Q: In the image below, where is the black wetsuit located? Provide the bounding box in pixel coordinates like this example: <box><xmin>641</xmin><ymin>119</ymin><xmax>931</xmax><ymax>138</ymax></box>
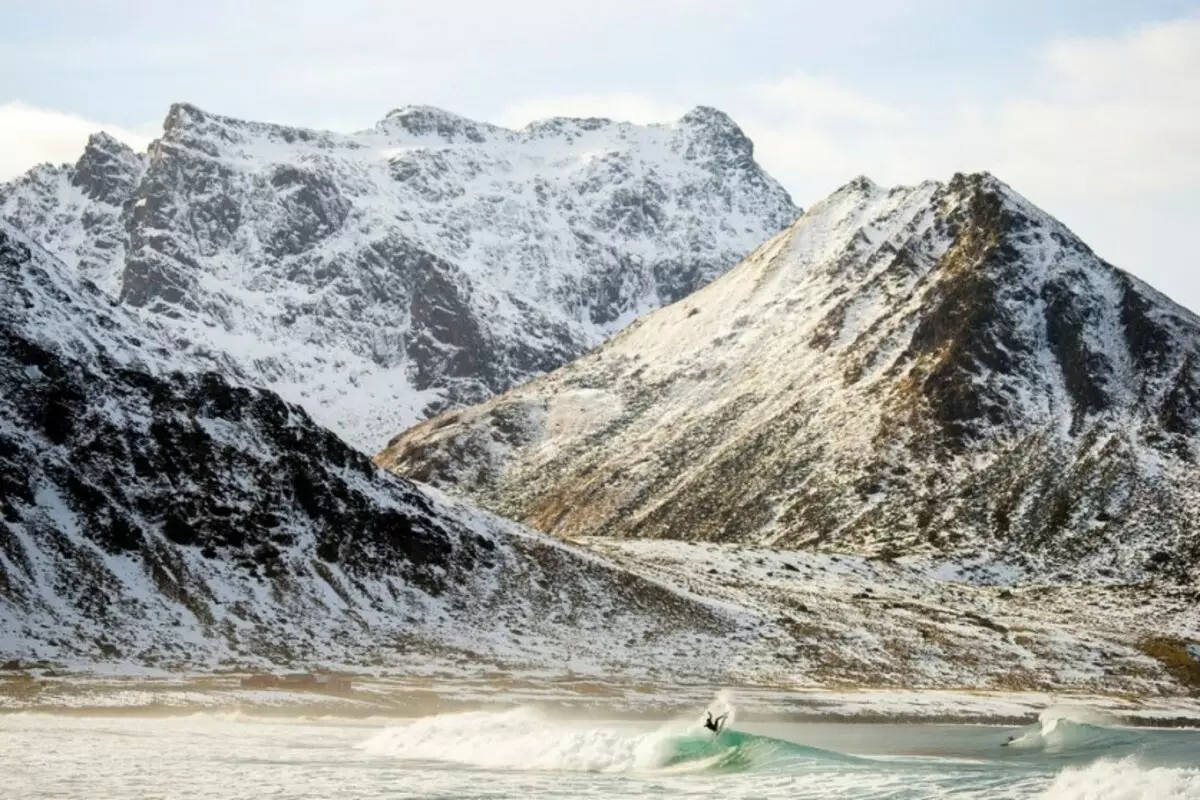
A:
<box><xmin>704</xmin><ymin>713</ymin><xmax>727</xmax><ymax>733</ymax></box>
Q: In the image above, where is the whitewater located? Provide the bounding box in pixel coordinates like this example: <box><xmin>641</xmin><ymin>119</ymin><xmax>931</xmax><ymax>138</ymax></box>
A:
<box><xmin>3</xmin><ymin>703</ymin><xmax>1199</xmax><ymax>799</ymax></box>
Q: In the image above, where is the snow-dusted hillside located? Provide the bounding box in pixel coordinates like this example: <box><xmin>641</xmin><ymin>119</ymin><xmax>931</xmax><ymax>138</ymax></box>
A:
<box><xmin>378</xmin><ymin>173</ymin><xmax>1200</xmax><ymax>583</ymax></box>
<box><xmin>0</xmin><ymin>220</ymin><xmax>747</xmax><ymax>678</ymax></box>
<box><xmin>1</xmin><ymin>103</ymin><xmax>798</xmax><ymax>451</ymax></box>
<box><xmin>4</xmin><ymin>202</ymin><xmax>1195</xmax><ymax>694</ymax></box>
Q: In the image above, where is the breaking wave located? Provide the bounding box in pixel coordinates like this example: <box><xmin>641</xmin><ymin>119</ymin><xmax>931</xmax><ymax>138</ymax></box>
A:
<box><xmin>1006</xmin><ymin>719</ymin><xmax>1136</xmax><ymax>755</ymax></box>
<box><xmin>359</xmin><ymin>706</ymin><xmax>852</xmax><ymax>774</ymax></box>
<box><xmin>1005</xmin><ymin>707</ymin><xmax>1160</xmax><ymax>759</ymax></box>
<box><xmin>358</xmin><ymin>701</ymin><xmax>1200</xmax><ymax>797</ymax></box>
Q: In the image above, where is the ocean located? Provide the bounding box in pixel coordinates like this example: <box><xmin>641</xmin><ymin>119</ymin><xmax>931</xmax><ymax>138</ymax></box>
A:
<box><xmin>4</xmin><ymin>703</ymin><xmax>1199</xmax><ymax>798</ymax></box>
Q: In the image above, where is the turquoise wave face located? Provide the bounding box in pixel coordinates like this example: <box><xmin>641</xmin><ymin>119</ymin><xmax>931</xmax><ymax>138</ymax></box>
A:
<box><xmin>657</xmin><ymin>729</ymin><xmax>862</xmax><ymax>773</ymax></box>
<box><xmin>1003</xmin><ymin>718</ymin><xmax>1200</xmax><ymax>767</ymax></box>
<box><xmin>657</xmin><ymin>719</ymin><xmax>1200</xmax><ymax>781</ymax></box>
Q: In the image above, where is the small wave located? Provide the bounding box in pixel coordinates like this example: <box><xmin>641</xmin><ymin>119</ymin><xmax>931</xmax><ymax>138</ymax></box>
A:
<box><xmin>1006</xmin><ymin>718</ymin><xmax>1136</xmax><ymax>754</ymax></box>
<box><xmin>1004</xmin><ymin>706</ymin><xmax>1143</xmax><ymax>756</ymax></box>
<box><xmin>1001</xmin><ymin>708</ymin><xmax>1200</xmax><ymax>771</ymax></box>
<box><xmin>183</xmin><ymin>710</ymin><xmax>253</xmax><ymax>723</ymax></box>
<box><xmin>653</xmin><ymin>728</ymin><xmax>860</xmax><ymax>774</ymax></box>
<box><xmin>359</xmin><ymin>706</ymin><xmax>851</xmax><ymax>774</ymax></box>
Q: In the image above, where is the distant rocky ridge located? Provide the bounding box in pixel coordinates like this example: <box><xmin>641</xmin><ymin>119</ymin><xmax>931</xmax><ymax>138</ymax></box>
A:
<box><xmin>0</xmin><ymin>220</ymin><xmax>741</xmax><ymax>675</ymax></box>
<box><xmin>1</xmin><ymin>103</ymin><xmax>798</xmax><ymax>451</ymax></box>
<box><xmin>377</xmin><ymin>173</ymin><xmax>1200</xmax><ymax>584</ymax></box>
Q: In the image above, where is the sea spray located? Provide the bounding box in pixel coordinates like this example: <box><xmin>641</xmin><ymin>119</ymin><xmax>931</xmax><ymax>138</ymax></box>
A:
<box><xmin>359</xmin><ymin>706</ymin><xmax>852</xmax><ymax>774</ymax></box>
<box><xmin>360</xmin><ymin>707</ymin><xmax>664</xmax><ymax>772</ymax></box>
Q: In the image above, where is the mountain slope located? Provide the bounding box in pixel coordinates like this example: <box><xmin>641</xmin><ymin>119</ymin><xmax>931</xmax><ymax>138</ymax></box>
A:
<box><xmin>1</xmin><ymin>104</ymin><xmax>798</xmax><ymax>451</ymax></box>
<box><xmin>377</xmin><ymin>173</ymin><xmax>1200</xmax><ymax>583</ymax></box>
<box><xmin>0</xmin><ymin>220</ymin><xmax>744</xmax><ymax>677</ymax></box>
<box><xmin>5</xmin><ymin>212</ymin><xmax>1194</xmax><ymax>695</ymax></box>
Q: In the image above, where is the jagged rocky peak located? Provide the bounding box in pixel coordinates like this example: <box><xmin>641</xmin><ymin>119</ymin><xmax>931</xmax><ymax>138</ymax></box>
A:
<box><xmin>162</xmin><ymin>101</ymin><xmax>209</xmax><ymax>130</ymax></box>
<box><xmin>378</xmin><ymin>104</ymin><xmax>500</xmax><ymax>142</ymax></box>
<box><xmin>827</xmin><ymin>173</ymin><xmax>881</xmax><ymax>199</ymax></box>
<box><xmin>677</xmin><ymin>105</ymin><xmax>755</xmax><ymax>159</ymax></box>
<box><xmin>1</xmin><ymin>100</ymin><xmax>798</xmax><ymax>451</ymax></box>
<box><xmin>868</xmin><ymin>171</ymin><xmax>1197</xmax><ymax>448</ymax></box>
<box><xmin>70</xmin><ymin>132</ymin><xmax>144</xmax><ymax>204</ymax></box>
<box><xmin>158</xmin><ymin>101</ymin><xmax>234</xmax><ymax>147</ymax></box>
<box><xmin>521</xmin><ymin>114</ymin><xmax>621</xmax><ymax>137</ymax></box>
<box><xmin>159</xmin><ymin>101</ymin><xmax>347</xmax><ymax>153</ymax></box>
<box><xmin>377</xmin><ymin>172</ymin><xmax>1200</xmax><ymax>583</ymax></box>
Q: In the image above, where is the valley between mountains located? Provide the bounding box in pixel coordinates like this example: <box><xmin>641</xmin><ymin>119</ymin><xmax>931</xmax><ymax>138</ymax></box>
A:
<box><xmin>1</xmin><ymin>104</ymin><xmax>1197</xmax><ymax>709</ymax></box>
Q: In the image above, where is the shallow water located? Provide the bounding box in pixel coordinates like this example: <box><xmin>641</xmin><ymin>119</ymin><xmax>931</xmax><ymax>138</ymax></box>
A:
<box><xmin>3</xmin><ymin>706</ymin><xmax>1200</xmax><ymax>799</ymax></box>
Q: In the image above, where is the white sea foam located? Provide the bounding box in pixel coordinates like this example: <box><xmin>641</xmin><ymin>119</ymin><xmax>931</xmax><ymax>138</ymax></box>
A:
<box><xmin>1039</xmin><ymin>705</ymin><xmax>1123</xmax><ymax>728</ymax></box>
<box><xmin>359</xmin><ymin>707</ymin><xmax>674</xmax><ymax>772</ymax></box>
<box><xmin>4</xmin><ymin>705</ymin><xmax>1199</xmax><ymax>798</ymax></box>
<box><xmin>1040</xmin><ymin>758</ymin><xmax>1200</xmax><ymax>799</ymax></box>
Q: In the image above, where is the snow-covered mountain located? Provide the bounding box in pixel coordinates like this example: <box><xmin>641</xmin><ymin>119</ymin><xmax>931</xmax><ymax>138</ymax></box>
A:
<box><xmin>0</xmin><ymin>220</ymin><xmax>746</xmax><ymax>677</ymax></box>
<box><xmin>377</xmin><ymin>173</ymin><xmax>1200</xmax><ymax>583</ymax></box>
<box><xmin>0</xmin><ymin>103</ymin><xmax>798</xmax><ymax>451</ymax></box>
<box><xmin>2</xmin><ymin>220</ymin><xmax>1194</xmax><ymax>694</ymax></box>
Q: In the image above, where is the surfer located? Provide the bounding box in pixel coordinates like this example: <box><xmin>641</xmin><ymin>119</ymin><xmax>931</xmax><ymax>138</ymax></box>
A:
<box><xmin>1002</xmin><ymin>735</ymin><xmax>1016</xmax><ymax>747</ymax></box>
<box><xmin>703</xmin><ymin>711</ymin><xmax>728</xmax><ymax>734</ymax></box>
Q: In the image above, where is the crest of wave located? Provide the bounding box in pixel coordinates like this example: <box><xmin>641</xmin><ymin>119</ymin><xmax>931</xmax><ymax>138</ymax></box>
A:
<box><xmin>1007</xmin><ymin>705</ymin><xmax>1126</xmax><ymax>752</ymax></box>
<box><xmin>1038</xmin><ymin>705</ymin><xmax>1122</xmax><ymax>728</ymax></box>
<box><xmin>359</xmin><ymin>707</ymin><xmax>679</xmax><ymax>772</ymax></box>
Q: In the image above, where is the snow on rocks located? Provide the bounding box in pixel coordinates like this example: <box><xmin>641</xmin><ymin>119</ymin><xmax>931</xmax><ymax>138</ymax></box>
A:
<box><xmin>378</xmin><ymin>172</ymin><xmax>1200</xmax><ymax>584</ymax></box>
<box><xmin>0</xmin><ymin>220</ymin><xmax>750</xmax><ymax>682</ymax></box>
<box><xmin>1</xmin><ymin>103</ymin><xmax>798</xmax><ymax>452</ymax></box>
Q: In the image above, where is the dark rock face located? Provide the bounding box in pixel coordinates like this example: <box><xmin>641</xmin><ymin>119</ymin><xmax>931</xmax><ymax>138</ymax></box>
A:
<box><xmin>377</xmin><ymin>173</ymin><xmax>1200</xmax><ymax>584</ymax></box>
<box><xmin>72</xmin><ymin>133</ymin><xmax>144</xmax><ymax>204</ymax></box>
<box><xmin>0</xmin><ymin>345</ymin><xmax>477</xmax><ymax>591</ymax></box>
<box><xmin>1</xmin><ymin>222</ymin><xmax>486</xmax><ymax>607</ymax></box>
<box><xmin>263</xmin><ymin>166</ymin><xmax>351</xmax><ymax>258</ymax></box>
<box><xmin>0</xmin><ymin>136</ymin><xmax>145</xmax><ymax>295</ymax></box>
<box><xmin>1</xmin><ymin>102</ymin><xmax>799</xmax><ymax>451</ymax></box>
<box><xmin>382</xmin><ymin>106</ymin><xmax>494</xmax><ymax>143</ymax></box>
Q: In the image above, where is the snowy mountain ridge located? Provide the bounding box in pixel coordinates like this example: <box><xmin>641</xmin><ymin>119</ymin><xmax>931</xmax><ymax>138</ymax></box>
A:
<box><xmin>0</xmin><ymin>102</ymin><xmax>798</xmax><ymax>451</ymax></box>
<box><xmin>0</xmin><ymin>219</ymin><xmax>748</xmax><ymax>677</ymax></box>
<box><xmin>377</xmin><ymin>172</ymin><xmax>1200</xmax><ymax>583</ymax></box>
<box><xmin>3</xmin><ymin>218</ymin><xmax>1197</xmax><ymax>696</ymax></box>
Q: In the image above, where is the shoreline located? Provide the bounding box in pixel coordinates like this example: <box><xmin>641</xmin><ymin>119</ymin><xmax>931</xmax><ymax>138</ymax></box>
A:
<box><xmin>2</xmin><ymin>674</ymin><xmax>1197</xmax><ymax>728</ymax></box>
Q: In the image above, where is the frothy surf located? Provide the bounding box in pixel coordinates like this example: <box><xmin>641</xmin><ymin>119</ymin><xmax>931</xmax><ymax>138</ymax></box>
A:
<box><xmin>359</xmin><ymin>706</ymin><xmax>849</xmax><ymax>774</ymax></box>
<box><xmin>357</xmin><ymin>702</ymin><xmax>1200</xmax><ymax>798</ymax></box>
<box><xmin>7</xmin><ymin>702</ymin><xmax>1200</xmax><ymax>799</ymax></box>
<box><xmin>1041</xmin><ymin>759</ymin><xmax>1200</xmax><ymax>799</ymax></box>
<box><xmin>1003</xmin><ymin>706</ymin><xmax>1198</xmax><ymax>769</ymax></box>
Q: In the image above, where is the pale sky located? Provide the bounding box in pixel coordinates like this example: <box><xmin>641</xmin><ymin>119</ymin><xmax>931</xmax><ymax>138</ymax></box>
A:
<box><xmin>2</xmin><ymin>1</ymin><xmax>1198</xmax><ymax>309</ymax></box>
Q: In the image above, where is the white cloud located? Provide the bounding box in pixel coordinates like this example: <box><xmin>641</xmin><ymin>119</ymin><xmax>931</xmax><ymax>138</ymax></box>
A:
<box><xmin>990</xmin><ymin>18</ymin><xmax>1200</xmax><ymax>199</ymax></box>
<box><xmin>0</xmin><ymin>102</ymin><xmax>153</xmax><ymax>181</ymax></box>
<box><xmin>745</xmin><ymin>74</ymin><xmax>902</xmax><ymax>126</ymax></box>
<box><xmin>722</xmin><ymin>18</ymin><xmax>1200</xmax><ymax>201</ymax></box>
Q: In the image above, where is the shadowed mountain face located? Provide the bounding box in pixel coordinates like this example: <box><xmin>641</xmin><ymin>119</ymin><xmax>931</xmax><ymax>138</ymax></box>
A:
<box><xmin>1</xmin><ymin>103</ymin><xmax>798</xmax><ymax>451</ymax></box>
<box><xmin>378</xmin><ymin>173</ymin><xmax>1200</xmax><ymax>584</ymax></box>
<box><xmin>0</xmin><ymin>222</ymin><xmax>737</xmax><ymax>673</ymax></box>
